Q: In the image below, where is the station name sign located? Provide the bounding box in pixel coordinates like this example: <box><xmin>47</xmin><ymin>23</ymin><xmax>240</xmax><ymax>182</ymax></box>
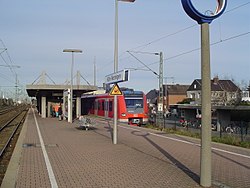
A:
<box><xmin>105</xmin><ymin>69</ymin><xmax>129</xmax><ymax>84</ymax></box>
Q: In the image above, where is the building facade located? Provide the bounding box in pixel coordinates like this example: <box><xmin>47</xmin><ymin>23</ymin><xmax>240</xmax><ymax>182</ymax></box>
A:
<box><xmin>187</xmin><ymin>77</ymin><xmax>241</xmax><ymax>106</ymax></box>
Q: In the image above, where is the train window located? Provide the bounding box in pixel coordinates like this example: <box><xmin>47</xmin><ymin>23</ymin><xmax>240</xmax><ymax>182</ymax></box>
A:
<box><xmin>109</xmin><ymin>101</ymin><xmax>113</xmax><ymax>111</ymax></box>
<box><xmin>105</xmin><ymin>101</ymin><xmax>110</xmax><ymax>111</ymax></box>
<box><xmin>102</xmin><ymin>101</ymin><xmax>105</xmax><ymax>110</ymax></box>
<box><xmin>125</xmin><ymin>98</ymin><xmax>143</xmax><ymax>108</ymax></box>
<box><xmin>104</xmin><ymin>101</ymin><xmax>107</xmax><ymax>111</ymax></box>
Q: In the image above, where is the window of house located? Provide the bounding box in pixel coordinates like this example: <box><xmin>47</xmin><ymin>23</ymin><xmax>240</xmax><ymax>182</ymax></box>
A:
<box><xmin>243</xmin><ymin>91</ymin><xmax>249</xmax><ymax>98</ymax></box>
<box><xmin>232</xmin><ymin>93</ymin><xmax>236</xmax><ymax>98</ymax></box>
<box><xmin>191</xmin><ymin>93</ymin><xmax>195</xmax><ymax>99</ymax></box>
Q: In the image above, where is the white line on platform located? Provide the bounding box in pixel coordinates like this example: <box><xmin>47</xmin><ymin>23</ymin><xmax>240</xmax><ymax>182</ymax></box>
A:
<box><xmin>32</xmin><ymin>108</ymin><xmax>58</xmax><ymax>188</ymax></box>
<box><xmin>120</xmin><ymin>125</ymin><xmax>250</xmax><ymax>160</ymax></box>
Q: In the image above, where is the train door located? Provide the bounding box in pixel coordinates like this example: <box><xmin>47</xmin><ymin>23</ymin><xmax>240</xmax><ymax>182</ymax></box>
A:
<box><xmin>94</xmin><ymin>100</ymin><xmax>98</xmax><ymax>115</ymax></box>
<box><xmin>108</xmin><ymin>99</ymin><xmax>114</xmax><ymax>118</ymax></box>
<box><xmin>98</xmin><ymin>99</ymin><xmax>105</xmax><ymax>116</ymax></box>
<box><xmin>104</xmin><ymin>99</ymin><xmax>109</xmax><ymax>118</ymax></box>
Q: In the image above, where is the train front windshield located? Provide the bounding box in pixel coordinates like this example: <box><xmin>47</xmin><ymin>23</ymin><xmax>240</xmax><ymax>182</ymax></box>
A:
<box><xmin>125</xmin><ymin>98</ymin><xmax>143</xmax><ymax>108</ymax></box>
<box><xmin>123</xmin><ymin>91</ymin><xmax>144</xmax><ymax>113</ymax></box>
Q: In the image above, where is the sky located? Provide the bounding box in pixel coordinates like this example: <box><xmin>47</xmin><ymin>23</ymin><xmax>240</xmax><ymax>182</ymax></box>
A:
<box><xmin>0</xmin><ymin>0</ymin><xmax>249</xmax><ymax>99</ymax></box>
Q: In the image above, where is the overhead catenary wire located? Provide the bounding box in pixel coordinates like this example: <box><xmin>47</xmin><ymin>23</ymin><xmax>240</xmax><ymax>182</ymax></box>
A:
<box><xmin>94</xmin><ymin>30</ymin><xmax>250</xmax><ymax>85</ymax></box>
<box><xmin>0</xmin><ymin>39</ymin><xmax>16</xmax><ymax>76</ymax></box>
<box><xmin>87</xmin><ymin>2</ymin><xmax>250</xmax><ymax>85</ymax></box>
<box><xmin>132</xmin><ymin>31</ymin><xmax>250</xmax><ymax>71</ymax></box>
<box><xmin>0</xmin><ymin>72</ymin><xmax>15</xmax><ymax>84</ymax></box>
<box><xmin>126</xmin><ymin>2</ymin><xmax>249</xmax><ymax>52</ymax></box>
<box><xmin>92</xmin><ymin>24</ymin><xmax>199</xmax><ymax>84</ymax></box>
<box><xmin>223</xmin><ymin>2</ymin><xmax>250</xmax><ymax>15</ymax></box>
<box><xmin>128</xmin><ymin>24</ymin><xmax>197</xmax><ymax>51</ymax></box>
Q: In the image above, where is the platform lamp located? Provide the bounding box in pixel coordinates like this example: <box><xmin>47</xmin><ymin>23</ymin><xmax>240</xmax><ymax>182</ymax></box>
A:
<box><xmin>63</xmin><ymin>49</ymin><xmax>82</xmax><ymax>123</ymax></box>
<box><xmin>113</xmin><ymin>0</ymin><xmax>136</xmax><ymax>145</ymax></box>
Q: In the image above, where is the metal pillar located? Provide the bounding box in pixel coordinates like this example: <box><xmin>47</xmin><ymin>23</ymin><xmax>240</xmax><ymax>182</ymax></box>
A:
<box><xmin>157</xmin><ymin>52</ymin><xmax>164</xmax><ymax>128</ymax></box>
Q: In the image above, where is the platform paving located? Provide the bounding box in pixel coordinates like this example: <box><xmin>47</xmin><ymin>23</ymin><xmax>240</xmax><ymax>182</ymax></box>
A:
<box><xmin>2</xmin><ymin>108</ymin><xmax>250</xmax><ymax>188</ymax></box>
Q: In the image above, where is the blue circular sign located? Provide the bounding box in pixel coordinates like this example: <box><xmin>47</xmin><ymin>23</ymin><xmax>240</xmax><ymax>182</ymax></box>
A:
<box><xmin>181</xmin><ymin>0</ymin><xmax>227</xmax><ymax>24</ymax></box>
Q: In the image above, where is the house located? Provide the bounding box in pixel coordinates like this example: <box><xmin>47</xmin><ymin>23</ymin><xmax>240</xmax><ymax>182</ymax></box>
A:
<box><xmin>187</xmin><ymin>77</ymin><xmax>241</xmax><ymax>106</ymax></box>
<box><xmin>146</xmin><ymin>84</ymin><xmax>189</xmax><ymax>113</ymax></box>
<box><xmin>242</xmin><ymin>90</ymin><xmax>250</xmax><ymax>102</ymax></box>
<box><xmin>164</xmin><ymin>84</ymin><xmax>189</xmax><ymax>107</ymax></box>
<box><xmin>146</xmin><ymin>89</ymin><xmax>158</xmax><ymax>105</ymax></box>
<box><xmin>242</xmin><ymin>84</ymin><xmax>250</xmax><ymax>102</ymax></box>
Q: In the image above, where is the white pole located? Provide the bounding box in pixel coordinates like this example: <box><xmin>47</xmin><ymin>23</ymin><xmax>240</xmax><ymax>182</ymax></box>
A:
<box><xmin>63</xmin><ymin>49</ymin><xmax>82</xmax><ymax>123</ymax></box>
<box><xmin>113</xmin><ymin>0</ymin><xmax>118</xmax><ymax>144</ymax></box>
<box><xmin>68</xmin><ymin>52</ymin><xmax>74</xmax><ymax>123</ymax></box>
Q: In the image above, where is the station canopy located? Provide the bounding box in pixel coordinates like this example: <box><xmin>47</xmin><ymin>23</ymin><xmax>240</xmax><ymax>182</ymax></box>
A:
<box><xmin>26</xmin><ymin>84</ymin><xmax>97</xmax><ymax>98</ymax></box>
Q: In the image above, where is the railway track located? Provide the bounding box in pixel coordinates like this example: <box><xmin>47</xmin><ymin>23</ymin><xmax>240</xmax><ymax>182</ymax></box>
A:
<box><xmin>0</xmin><ymin>106</ymin><xmax>25</xmax><ymax>128</ymax></box>
<box><xmin>0</xmin><ymin>105</ymin><xmax>28</xmax><ymax>185</ymax></box>
<box><xmin>0</xmin><ymin>107</ymin><xmax>16</xmax><ymax>116</ymax></box>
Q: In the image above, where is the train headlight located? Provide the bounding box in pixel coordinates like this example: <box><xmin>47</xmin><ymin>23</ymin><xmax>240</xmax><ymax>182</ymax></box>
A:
<box><xmin>121</xmin><ymin>113</ymin><xmax>126</xmax><ymax>117</ymax></box>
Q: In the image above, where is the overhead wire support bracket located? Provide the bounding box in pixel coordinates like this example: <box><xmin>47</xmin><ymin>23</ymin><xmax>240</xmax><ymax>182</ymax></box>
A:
<box><xmin>126</xmin><ymin>51</ymin><xmax>158</xmax><ymax>76</ymax></box>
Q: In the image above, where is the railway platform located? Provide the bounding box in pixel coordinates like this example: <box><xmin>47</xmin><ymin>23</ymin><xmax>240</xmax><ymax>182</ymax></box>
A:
<box><xmin>1</xmin><ymin>108</ymin><xmax>250</xmax><ymax>188</ymax></box>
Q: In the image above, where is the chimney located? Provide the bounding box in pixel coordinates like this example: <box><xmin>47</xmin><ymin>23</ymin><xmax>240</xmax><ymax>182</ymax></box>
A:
<box><xmin>213</xmin><ymin>76</ymin><xmax>219</xmax><ymax>84</ymax></box>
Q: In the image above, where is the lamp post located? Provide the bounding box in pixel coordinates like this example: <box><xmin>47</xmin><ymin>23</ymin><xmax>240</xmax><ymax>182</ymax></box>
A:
<box><xmin>113</xmin><ymin>0</ymin><xmax>135</xmax><ymax>145</ymax></box>
<box><xmin>181</xmin><ymin>0</ymin><xmax>227</xmax><ymax>187</ymax></box>
<box><xmin>63</xmin><ymin>49</ymin><xmax>82</xmax><ymax>123</ymax></box>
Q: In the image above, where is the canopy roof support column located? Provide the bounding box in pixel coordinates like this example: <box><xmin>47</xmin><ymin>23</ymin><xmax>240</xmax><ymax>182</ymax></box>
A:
<box><xmin>41</xmin><ymin>96</ymin><xmax>47</xmax><ymax>118</ymax></box>
<box><xmin>76</xmin><ymin>96</ymin><xmax>81</xmax><ymax>118</ymax></box>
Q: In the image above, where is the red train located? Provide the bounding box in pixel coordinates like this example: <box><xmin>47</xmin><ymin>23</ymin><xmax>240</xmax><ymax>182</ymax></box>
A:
<box><xmin>81</xmin><ymin>90</ymin><xmax>148</xmax><ymax>125</ymax></box>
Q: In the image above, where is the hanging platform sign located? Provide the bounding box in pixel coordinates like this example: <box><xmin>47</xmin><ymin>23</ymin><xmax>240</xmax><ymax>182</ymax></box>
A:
<box><xmin>105</xmin><ymin>69</ymin><xmax>129</xmax><ymax>84</ymax></box>
<box><xmin>109</xmin><ymin>84</ymin><xmax>123</xmax><ymax>96</ymax></box>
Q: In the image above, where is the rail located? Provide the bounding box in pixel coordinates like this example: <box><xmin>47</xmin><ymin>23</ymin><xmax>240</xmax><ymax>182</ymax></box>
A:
<box><xmin>0</xmin><ymin>107</ymin><xmax>28</xmax><ymax>158</ymax></box>
<box><xmin>0</xmin><ymin>106</ymin><xmax>16</xmax><ymax>115</ymax></box>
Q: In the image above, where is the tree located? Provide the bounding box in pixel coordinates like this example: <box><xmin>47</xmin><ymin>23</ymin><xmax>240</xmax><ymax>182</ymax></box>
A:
<box><xmin>177</xmin><ymin>98</ymin><xmax>194</xmax><ymax>104</ymax></box>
